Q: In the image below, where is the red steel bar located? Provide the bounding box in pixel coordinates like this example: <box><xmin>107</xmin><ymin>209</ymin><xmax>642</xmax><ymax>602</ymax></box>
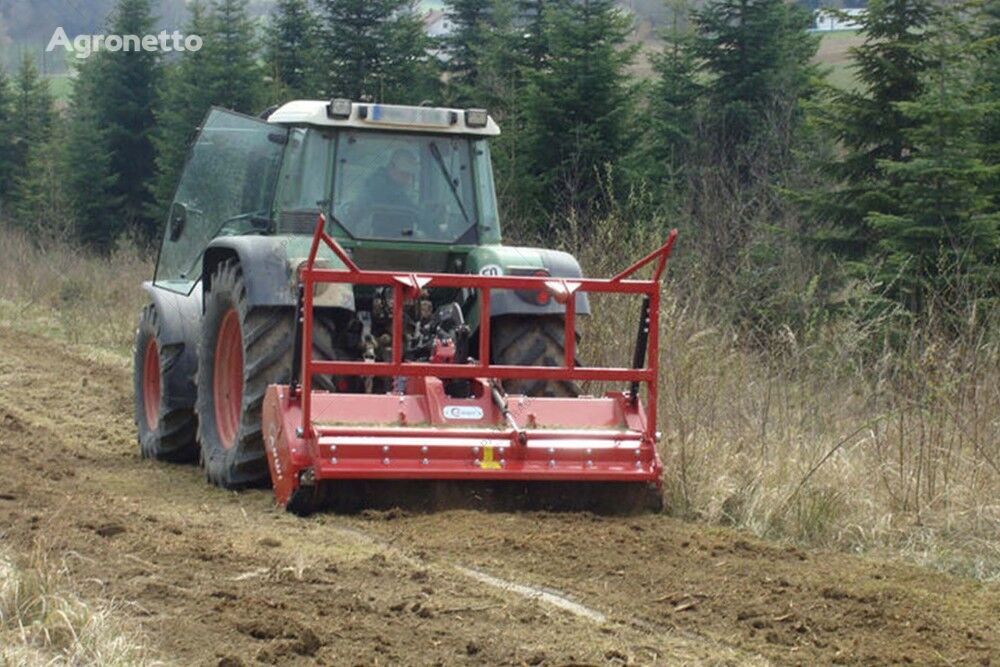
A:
<box><xmin>298</xmin><ymin>215</ymin><xmax>677</xmax><ymax>446</ymax></box>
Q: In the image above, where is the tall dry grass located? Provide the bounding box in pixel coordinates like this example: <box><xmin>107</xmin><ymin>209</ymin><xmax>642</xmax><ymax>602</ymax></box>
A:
<box><xmin>564</xmin><ymin>209</ymin><xmax>1000</xmax><ymax>580</ymax></box>
<box><xmin>0</xmin><ymin>227</ymin><xmax>151</xmax><ymax>354</ymax></box>
<box><xmin>0</xmin><ymin>544</ymin><xmax>160</xmax><ymax>666</ymax></box>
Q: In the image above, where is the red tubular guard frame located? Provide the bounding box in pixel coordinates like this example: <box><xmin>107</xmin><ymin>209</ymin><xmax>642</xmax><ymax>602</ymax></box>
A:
<box><xmin>264</xmin><ymin>215</ymin><xmax>677</xmax><ymax>500</ymax></box>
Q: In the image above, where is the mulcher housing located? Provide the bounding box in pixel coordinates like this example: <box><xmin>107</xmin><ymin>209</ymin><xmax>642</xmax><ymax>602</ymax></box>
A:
<box><xmin>263</xmin><ymin>217</ymin><xmax>677</xmax><ymax>510</ymax></box>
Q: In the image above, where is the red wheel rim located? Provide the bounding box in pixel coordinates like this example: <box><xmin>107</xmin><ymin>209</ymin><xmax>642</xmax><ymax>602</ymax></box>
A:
<box><xmin>142</xmin><ymin>338</ymin><xmax>160</xmax><ymax>429</ymax></box>
<box><xmin>213</xmin><ymin>309</ymin><xmax>243</xmax><ymax>450</ymax></box>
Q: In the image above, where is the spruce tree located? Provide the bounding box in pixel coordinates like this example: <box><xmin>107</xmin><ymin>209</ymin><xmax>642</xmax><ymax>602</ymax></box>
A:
<box><xmin>151</xmin><ymin>0</ymin><xmax>263</xmax><ymax>221</ymax></box>
<box><xmin>647</xmin><ymin>0</ymin><xmax>700</xmax><ymax>200</ymax></box>
<box><xmin>206</xmin><ymin>0</ymin><xmax>264</xmax><ymax>112</ymax></box>
<box><xmin>806</xmin><ymin>0</ymin><xmax>933</xmax><ymax>260</ymax></box>
<box><xmin>517</xmin><ymin>0</ymin><xmax>549</xmax><ymax>67</ymax></box>
<box><xmin>9</xmin><ymin>57</ymin><xmax>54</xmax><ymax>180</ymax></box>
<box><xmin>0</xmin><ymin>66</ymin><xmax>15</xmax><ymax>212</ymax></box>
<box><xmin>151</xmin><ymin>1</ymin><xmax>215</xmax><ymax>219</ymax></box>
<box><xmin>521</xmin><ymin>0</ymin><xmax>638</xmax><ymax>221</ymax></box>
<box><xmin>315</xmin><ymin>0</ymin><xmax>436</xmax><ymax>103</ymax></box>
<box><xmin>92</xmin><ymin>0</ymin><xmax>162</xmax><ymax>241</ymax></box>
<box><xmin>12</xmin><ymin>122</ymin><xmax>72</xmax><ymax>240</ymax></box>
<box><xmin>65</xmin><ymin>60</ymin><xmax>121</xmax><ymax>249</ymax></box>
<box><xmin>6</xmin><ymin>57</ymin><xmax>54</xmax><ymax>224</ymax></box>
<box><xmin>692</xmin><ymin>0</ymin><xmax>817</xmax><ymax>162</ymax></box>
<box><xmin>265</xmin><ymin>0</ymin><xmax>319</xmax><ymax>99</ymax></box>
<box><xmin>443</xmin><ymin>0</ymin><xmax>493</xmax><ymax>99</ymax></box>
<box><xmin>866</xmin><ymin>3</ymin><xmax>1000</xmax><ymax>311</ymax></box>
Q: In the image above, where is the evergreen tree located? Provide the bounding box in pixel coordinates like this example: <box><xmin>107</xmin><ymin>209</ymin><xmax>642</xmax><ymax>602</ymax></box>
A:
<box><xmin>517</xmin><ymin>0</ymin><xmax>549</xmax><ymax>67</ymax></box>
<box><xmin>65</xmin><ymin>60</ymin><xmax>121</xmax><ymax>249</ymax></box>
<box><xmin>12</xmin><ymin>122</ymin><xmax>72</xmax><ymax>240</ymax></box>
<box><xmin>520</xmin><ymin>0</ymin><xmax>638</xmax><ymax>221</ymax></box>
<box><xmin>315</xmin><ymin>0</ymin><xmax>437</xmax><ymax>103</ymax></box>
<box><xmin>866</xmin><ymin>3</ymin><xmax>1000</xmax><ymax>310</ymax></box>
<box><xmin>6</xmin><ymin>57</ymin><xmax>54</xmax><ymax>223</ymax></box>
<box><xmin>9</xmin><ymin>57</ymin><xmax>54</xmax><ymax>179</ymax></box>
<box><xmin>207</xmin><ymin>0</ymin><xmax>264</xmax><ymax>112</ymax></box>
<box><xmin>0</xmin><ymin>66</ymin><xmax>15</xmax><ymax>212</ymax></box>
<box><xmin>265</xmin><ymin>0</ymin><xmax>319</xmax><ymax>99</ymax></box>
<box><xmin>151</xmin><ymin>1</ymin><xmax>215</xmax><ymax>219</ymax></box>
<box><xmin>151</xmin><ymin>0</ymin><xmax>262</xmax><ymax>220</ymax></box>
<box><xmin>92</xmin><ymin>0</ymin><xmax>162</xmax><ymax>240</ymax></box>
<box><xmin>443</xmin><ymin>0</ymin><xmax>493</xmax><ymax>99</ymax></box>
<box><xmin>692</xmin><ymin>0</ymin><xmax>818</xmax><ymax>161</ymax></box>
<box><xmin>807</xmin><ymin>0</ymin><xmax>934</xmax><ymax>260</ymax></box>
<box><xmin>647</xmin><ymin>0</ymin><xmax>700</xmax><ymax>200</ymax></box>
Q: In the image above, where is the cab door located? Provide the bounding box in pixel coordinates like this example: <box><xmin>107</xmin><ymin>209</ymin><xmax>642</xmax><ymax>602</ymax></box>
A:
<box><xmin>154</xmin><ymin>109</ymin><xmax>288</xmax><ymax>295</ymax></box>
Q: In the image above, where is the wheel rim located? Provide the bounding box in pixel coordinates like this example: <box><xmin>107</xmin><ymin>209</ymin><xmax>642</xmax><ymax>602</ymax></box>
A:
<box><xmin>142</xmin><ymin>338</ymin><xmax>160</xmax><ymax>429</ymax></box>
<box><xmin>213</xmin><ymin>309</ymin><xmax>243</xmax><ymax>450</ymax></box>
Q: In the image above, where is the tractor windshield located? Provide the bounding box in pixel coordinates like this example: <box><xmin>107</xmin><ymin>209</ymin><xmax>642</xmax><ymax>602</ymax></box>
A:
<box><xmin>274</xmin><ymin>128</ymin><xmax>500</xmax><ymax>244</ymax></box>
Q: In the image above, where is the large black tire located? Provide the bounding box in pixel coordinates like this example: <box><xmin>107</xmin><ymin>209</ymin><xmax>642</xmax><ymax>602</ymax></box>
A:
<box><xmin>196</xmin><ymin>260</ymin><xmax>341</xmax><ymax>489</ymax></box>
<box><xmin>491</xmin><ymin>315</ymin><xmax>581</xmax><ymax>397</ymax></box>
<box><xmin>133</xmin><ymin>304</ymin><xmax>199</xmax><ymax>462</ymax></box>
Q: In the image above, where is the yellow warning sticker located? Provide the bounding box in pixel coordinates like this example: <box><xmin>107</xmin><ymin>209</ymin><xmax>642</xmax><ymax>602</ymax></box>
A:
<box><xmin>480</xmin><ymin>445</ymin><xmax>502</xmax><ymax>470</ymax></box>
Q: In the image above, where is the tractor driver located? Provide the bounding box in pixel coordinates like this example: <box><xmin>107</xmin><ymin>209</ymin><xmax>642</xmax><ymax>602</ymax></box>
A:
<box><xmin>355</xmin><ymin>148</ymin><xmax>422</xmax><ymax>237</ymax></box>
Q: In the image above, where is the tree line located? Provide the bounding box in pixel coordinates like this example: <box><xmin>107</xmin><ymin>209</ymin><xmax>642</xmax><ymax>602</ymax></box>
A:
<box><xmin>0</xmin><ymin>0</ymin><xmax>997</xmax><ymax>325</ymax></box>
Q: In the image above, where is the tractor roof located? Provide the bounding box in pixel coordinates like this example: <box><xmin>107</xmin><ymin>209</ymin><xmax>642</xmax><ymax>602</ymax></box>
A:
<box><xmin>268</xmin><ymin>100</ymin><xmax>500</xmax><ymax>137</ymax></box>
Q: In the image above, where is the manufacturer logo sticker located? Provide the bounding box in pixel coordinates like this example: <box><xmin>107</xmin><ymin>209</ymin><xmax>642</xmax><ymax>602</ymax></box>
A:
<box><xmin>443</xmin><ymin>405</ymin><xmax>485</xmax><ymax>420</ymax></box>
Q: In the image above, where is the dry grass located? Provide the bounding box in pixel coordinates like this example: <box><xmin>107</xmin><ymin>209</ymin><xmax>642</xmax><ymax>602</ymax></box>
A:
<box><xmin>566</xmin><ymin>213</ymin><xmax>1000</xmax><ymax>581</ymax></box>
<box><xmin>1</xmin><ymin>223</ymin><xmax>997</xmax><ymax>581</ymax></box>
<box><xmin>0</xmin><ymin>544</ymin><xmax>160</xmax><ymax>666</ymax></box>
<box><xmin>0</xmin><ymin>227</ymin><xmax>152</xmax><ymax>355</ymax></box>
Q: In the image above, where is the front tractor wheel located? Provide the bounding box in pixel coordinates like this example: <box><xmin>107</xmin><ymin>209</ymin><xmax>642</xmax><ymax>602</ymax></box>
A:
<box><xmin>196</xmin><ymin>260</ymin><xmax>342</xmax><ymax>489</ymax></box>
<box><xmin>133</xmin><ymin>304</ymin><xmax>198</xmax><ymax>462</ymax></box>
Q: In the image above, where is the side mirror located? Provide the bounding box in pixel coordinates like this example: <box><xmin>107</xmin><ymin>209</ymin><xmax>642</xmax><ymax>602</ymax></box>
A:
<box><xmin>169</xmin><ymin>203</ymin><xmax>187</xmax><ymax>242</ymax></box>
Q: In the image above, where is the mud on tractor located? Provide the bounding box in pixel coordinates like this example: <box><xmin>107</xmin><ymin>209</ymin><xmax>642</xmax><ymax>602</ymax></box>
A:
<box><xmin>134</xmin><ymin>100</ymin><xmax>677</xmax><ymax>514</ymax></box>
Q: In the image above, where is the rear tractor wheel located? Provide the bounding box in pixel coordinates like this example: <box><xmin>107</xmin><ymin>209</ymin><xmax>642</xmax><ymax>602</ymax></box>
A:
<box><xmin>195</xmin><ymin>260</ymin><xmax>343</xmax><ymax>489</ymax></box>
<box><xmin>133</xmin><ymin>304</ymin><xmax>199</xmax><ymax>462</ymax></box>
<box><xmin>491</xmin><ymin>315</ymin><xmax>581</xmax><ymax>397</ymax></box>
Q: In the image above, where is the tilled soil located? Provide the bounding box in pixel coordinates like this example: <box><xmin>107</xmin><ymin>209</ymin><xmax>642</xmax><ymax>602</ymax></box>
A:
<box><xmin>0</xmin><ymin>324</ymin><xmax>997</xmax><ymax>666</ymax></box>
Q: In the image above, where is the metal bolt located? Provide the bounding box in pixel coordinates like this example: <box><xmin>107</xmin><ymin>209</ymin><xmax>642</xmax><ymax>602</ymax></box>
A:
<box><xmin>473</xmin><ymin>458</ymin><xmax>481</xmax><ymax>466</ymax></box>
<box><xmin>634</xmin><ymin>461</ymin><xmax>642</xmax><ymax>469</ymax></box>
<box><xmin>547</xmin><ymin>447</ymin><xmax>556</xmax><ymax>456</ymax></box>
<box><xmin>421</xmin><ymin>458</ymin><xmax>429</xmax><ymax>465</ymax></box>
<box><xmin>472</xmin><ymin>446</ymin><xmax>480</xmax><ymax>455</ymax></box>
<box><xmin>498</xmin><ymin>447</ymin><xmax>506</xmax><ymax>455</ymax></box>
<box><xmin>382</xmin><ymin>445</ymin><xmax>390</xmax><ymax>454</ymax></box>
<box><xmin>548</xmin><ymin>459</ymin><xmax>556</xmax><ymax>468</ymax></box>
<box><xmin>500</xmin><ymin>458</ymin><xmax>506</xmax><ymax>467</ymax></box>
<box><xmin>331</xmin><ymin>457</ymin><xmax>338</xmax><ymax>465</ymax></box>
<box><xmin>421</xmin><ymin>446</ymin><xmax>428</xmax><ymax>454</ymax></box>
<box><xmin>634</xmin><ymin>448</ymin><xmax>641</xmax><ymax>457</ymax></box>
<box><xmin>586</xmin><ymin>460</ymin><xmax>593</xmax><ymax>468</ymax></box>
<box><xmin>295</xmin><ymin>427</ymin><xmax>304</xmax><ymax>438</ymax></box>
<box><xmin>585</xmin><ymin>448</ymin><xmax>593</xmax><ymax>456</ymax></box>
<box><xmin>329</xmin><ymin>445</ymin><xmax>337</xmax><ymax>452</ymax></box>
<box><xmin>382</xmin><ymin>457</ymin><xmax>390</xmax><ymax>465</ymax></box>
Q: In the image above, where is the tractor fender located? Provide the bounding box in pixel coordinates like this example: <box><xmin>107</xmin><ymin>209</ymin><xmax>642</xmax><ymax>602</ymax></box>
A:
<box><xmin>140</xmin><ymin>280</ymin><xmax>201</xmax><ymax>406</ymax></box>
<box><xmin>202</xmin><ymin>236</ymin><xmax>355</xmax><ymax>311</ymax></box>
<box><xmin>464</xmin><ymin>245</ymin><xmax>591</xmax><ymax>330</ymax></box>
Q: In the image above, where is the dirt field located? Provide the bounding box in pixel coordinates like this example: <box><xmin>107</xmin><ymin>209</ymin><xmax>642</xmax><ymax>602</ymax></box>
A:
<box><xmin>1</xmin><ymin>324</ymin><xmax>998</xmax><ymax>666</ymax></box>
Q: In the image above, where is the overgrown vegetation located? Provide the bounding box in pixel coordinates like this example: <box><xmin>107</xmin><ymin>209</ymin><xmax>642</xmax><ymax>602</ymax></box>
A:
<box><xmin>0</xmin><ymin>544</ymin><xmax>159</xmax><ymax>665</ymax></box>
<box><xmin>0</xmin><ymin>0</ymin><xmax>997</xmax><ymax>578</ymax></box>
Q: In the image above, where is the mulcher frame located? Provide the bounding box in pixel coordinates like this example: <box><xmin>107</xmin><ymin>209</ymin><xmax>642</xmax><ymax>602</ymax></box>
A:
<box><xmin>262</xmin><ymin>216</ymin><xmax>678</xmax><ymax>506</ymax></box>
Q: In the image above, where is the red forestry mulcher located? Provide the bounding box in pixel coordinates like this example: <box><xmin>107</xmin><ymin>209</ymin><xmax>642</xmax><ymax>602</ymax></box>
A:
<box><xmin>265</xmin><ymin>216</ymin><xmax>677</xmax><ymax>514</ymax></box>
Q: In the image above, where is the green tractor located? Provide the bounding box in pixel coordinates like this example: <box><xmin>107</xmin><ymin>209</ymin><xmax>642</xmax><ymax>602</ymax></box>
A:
<box><xmin>134</xmin><ymin>100</ymin><xmax>593</xmax><ymax>491</ymax></box>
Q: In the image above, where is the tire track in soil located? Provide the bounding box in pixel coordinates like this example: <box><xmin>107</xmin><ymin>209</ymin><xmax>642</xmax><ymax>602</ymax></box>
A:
<box><xmin>1</xmin><ymin>324</ymin><xmax>998</xmax><ymax>666</ymax></box>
